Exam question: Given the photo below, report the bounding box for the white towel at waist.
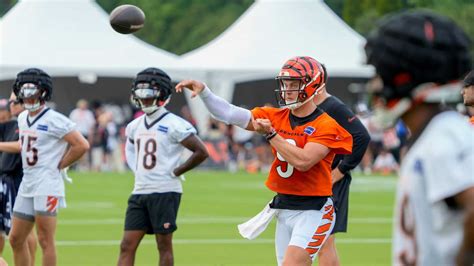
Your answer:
[238,201,278,240]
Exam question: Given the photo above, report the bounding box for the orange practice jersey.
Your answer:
[251,107,353,196]
[470,116,474,125]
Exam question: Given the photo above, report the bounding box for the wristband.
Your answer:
[265,128,277,141]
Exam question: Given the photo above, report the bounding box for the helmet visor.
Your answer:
[133,83,161,99]
[19,83,41,100]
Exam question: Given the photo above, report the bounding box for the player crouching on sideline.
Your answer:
[0,94,37,266]
[365,11,474,266]
[0,68,89,266]
[176,56,353,266]
[117,68,208,266]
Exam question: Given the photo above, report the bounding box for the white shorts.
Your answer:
[274,198,335,265]
[13,194,66,221]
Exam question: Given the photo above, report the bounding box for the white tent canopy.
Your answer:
[0,0,181,81]
[179,0,373,134]
[181,0,373,78]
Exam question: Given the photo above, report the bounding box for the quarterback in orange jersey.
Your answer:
[461,71,474,125]
[176,56,353,266]
[251,106,352,197]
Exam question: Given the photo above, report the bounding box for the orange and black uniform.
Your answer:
[251,106,352,209]
[318,96,370,234]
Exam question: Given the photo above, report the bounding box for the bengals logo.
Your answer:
[47,196,59,213]
[279,71,290,77]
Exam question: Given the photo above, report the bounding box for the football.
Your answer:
[109,5,145,34]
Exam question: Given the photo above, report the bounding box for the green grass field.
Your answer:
[2,171,396,265]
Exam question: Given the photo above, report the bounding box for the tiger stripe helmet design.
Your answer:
[275,56,327,109]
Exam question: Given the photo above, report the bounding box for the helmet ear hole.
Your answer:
[300,92,307,100]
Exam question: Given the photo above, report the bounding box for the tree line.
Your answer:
[1,0,472,55]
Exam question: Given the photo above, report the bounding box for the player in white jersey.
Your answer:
[364,11,474,265]
[461,71,474,125]
[0,68,90,266]
[117,68,208,266]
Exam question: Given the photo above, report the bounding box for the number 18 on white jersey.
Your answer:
[125,111,196,195]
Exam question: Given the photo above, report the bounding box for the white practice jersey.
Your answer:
[393,111,474,266]
[125,109,196,194]
[17,108,76,197]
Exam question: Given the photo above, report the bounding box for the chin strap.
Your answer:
[140,97,171,114]
[412,82,462,104]
[24,102,43,112]
[141,103,159,114]
[372,98,412,129]
[286,84,325,110]
[372,82,462,129]
[286,94,315,110]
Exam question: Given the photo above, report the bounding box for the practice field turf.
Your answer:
[2,171,396,265]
